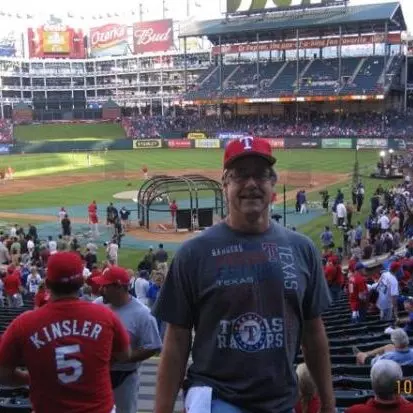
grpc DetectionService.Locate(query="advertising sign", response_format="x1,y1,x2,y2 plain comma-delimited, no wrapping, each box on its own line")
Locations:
390,139,406,151
357,138,388,149
285,138,321,149
265,138,285,149
167,139,192,149
28,24,85,59
188,132,207,140
212,33,401,56
219,133,248,140
0,144,11,155
132,139,162,149
89,24,128,57
133,19,173,54
194,139,221,149
321,138,352,149
227,0,346,13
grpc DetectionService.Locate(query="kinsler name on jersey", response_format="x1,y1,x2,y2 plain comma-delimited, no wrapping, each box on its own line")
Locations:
30,320,103,349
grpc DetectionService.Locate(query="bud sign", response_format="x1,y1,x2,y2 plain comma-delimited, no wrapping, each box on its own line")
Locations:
133,19,173,54
89,24,128,57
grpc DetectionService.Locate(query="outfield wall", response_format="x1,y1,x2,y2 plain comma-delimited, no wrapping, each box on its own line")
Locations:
0,137,409,155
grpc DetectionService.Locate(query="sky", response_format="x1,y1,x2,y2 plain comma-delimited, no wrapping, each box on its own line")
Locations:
0,0,412,32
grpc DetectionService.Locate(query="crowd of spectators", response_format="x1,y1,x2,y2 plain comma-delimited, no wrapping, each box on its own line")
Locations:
0,119,13,143
124,110,413,139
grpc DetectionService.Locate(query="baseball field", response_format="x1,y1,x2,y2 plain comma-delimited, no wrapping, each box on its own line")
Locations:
0,124,394,268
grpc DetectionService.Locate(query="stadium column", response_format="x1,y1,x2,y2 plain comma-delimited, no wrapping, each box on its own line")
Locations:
295,29,300,126
338,25,342,122
184,37,188,92
219,35,223,127
256,32,260,122
382,21,388,133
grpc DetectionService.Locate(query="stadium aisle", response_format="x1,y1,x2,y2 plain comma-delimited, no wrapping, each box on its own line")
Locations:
139,356,184,412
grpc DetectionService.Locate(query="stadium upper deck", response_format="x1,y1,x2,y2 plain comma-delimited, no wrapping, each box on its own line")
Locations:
179,1,407,110
0,1,410,121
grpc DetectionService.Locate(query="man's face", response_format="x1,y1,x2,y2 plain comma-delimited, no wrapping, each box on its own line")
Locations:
224,157,275,220
100,284,120,304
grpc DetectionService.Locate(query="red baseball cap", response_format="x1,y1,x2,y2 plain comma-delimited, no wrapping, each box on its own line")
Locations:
390,261,401,273
93,266,130,287
224,137,276,169
46,252,84,285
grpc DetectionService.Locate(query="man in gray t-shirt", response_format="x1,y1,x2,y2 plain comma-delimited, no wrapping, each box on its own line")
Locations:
153,137,335,413
94,266,162,413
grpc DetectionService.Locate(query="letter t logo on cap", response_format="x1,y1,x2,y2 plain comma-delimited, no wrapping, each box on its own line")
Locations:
240,136,254,150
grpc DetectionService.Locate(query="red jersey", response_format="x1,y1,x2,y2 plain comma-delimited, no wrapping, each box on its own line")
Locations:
0,298,129,413
90,213,98,225
346,397,413,413
4,273,21,296
348,272,368,311
170,203,178,215
87,203,97,214
295,395,320,413
34,290,49,308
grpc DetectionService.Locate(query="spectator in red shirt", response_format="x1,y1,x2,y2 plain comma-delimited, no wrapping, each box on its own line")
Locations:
4,266,22,308
86,264,102,297
346,359,413,413
324,258,343,301
0,251,131,413
295,363,321,413
348,262,368,323
34,282,49,309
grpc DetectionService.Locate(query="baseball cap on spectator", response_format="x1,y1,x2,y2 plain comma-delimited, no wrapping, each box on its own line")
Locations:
46,252,84,285
93,266,130,286
223,137,276,169
355,262,365,271
390,261,401,273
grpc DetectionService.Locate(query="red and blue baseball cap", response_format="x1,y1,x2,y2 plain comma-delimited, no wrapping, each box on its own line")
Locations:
93,266,130,286
46,252,84,285
224,137,276,169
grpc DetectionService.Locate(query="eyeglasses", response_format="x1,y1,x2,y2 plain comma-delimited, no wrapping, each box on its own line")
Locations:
227,170,273,183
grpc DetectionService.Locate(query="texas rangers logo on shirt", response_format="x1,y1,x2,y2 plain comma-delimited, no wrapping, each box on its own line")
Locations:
239,136,254,150
217,312,284,352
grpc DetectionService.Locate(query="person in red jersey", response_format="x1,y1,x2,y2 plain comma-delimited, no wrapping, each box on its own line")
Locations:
87,200,97,225
0,251,131,413
346,359,413,413
169,199,178,225
4,265,23,307
348,262,368,323
34,281,49,309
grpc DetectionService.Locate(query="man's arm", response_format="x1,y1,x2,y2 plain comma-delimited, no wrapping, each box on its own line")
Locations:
301,317,335,412
127,348,159,363
154,324,191,413
0,367,30,387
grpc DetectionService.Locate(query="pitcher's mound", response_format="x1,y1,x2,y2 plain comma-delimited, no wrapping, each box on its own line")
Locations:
113,191,137,202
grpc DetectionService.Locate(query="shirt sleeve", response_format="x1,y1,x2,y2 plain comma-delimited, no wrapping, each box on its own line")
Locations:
152,242,196,328
0,317,23,368
390,276,399,296
302,240,332,320
139,313,162,350
111,313,130,354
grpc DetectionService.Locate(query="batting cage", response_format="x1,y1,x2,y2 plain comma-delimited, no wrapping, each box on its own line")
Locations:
137,175,225,233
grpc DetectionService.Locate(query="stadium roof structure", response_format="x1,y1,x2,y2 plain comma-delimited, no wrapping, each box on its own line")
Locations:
179,2,406,44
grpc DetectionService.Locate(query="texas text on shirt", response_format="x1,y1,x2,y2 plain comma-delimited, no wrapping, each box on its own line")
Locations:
0,299,130,413
153,221,331,413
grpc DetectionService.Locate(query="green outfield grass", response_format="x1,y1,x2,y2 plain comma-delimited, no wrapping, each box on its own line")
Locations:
2,149,380,179
14,123,126,142
0,147,397,265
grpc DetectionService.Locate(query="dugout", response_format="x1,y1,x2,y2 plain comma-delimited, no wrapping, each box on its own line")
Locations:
137,175,224,232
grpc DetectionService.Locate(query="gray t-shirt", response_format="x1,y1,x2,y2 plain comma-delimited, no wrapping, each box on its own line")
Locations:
153,221,331,413
95,296,162,371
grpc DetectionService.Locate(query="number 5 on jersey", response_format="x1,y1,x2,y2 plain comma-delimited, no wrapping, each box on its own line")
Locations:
55,345,83,384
